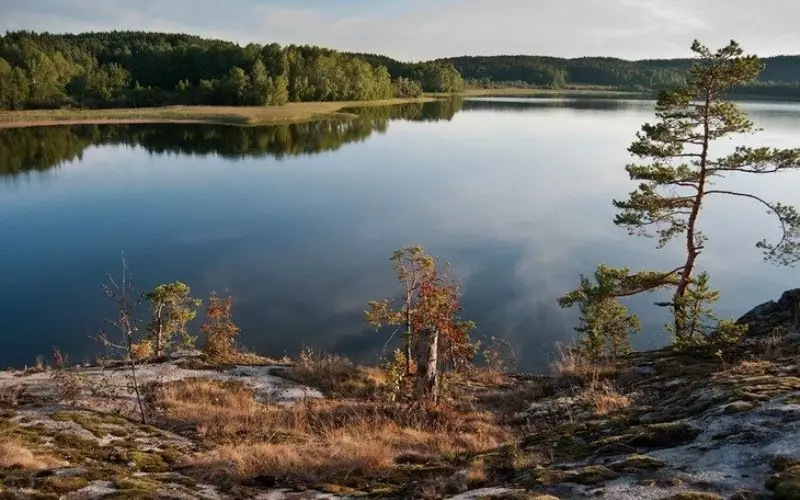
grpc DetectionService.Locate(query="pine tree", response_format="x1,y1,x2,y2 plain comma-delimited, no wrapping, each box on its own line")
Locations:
559,265,641,360
145,282,201,358
612,40,800,342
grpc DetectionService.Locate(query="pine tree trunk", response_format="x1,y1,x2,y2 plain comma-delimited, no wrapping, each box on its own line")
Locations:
674,87,713,341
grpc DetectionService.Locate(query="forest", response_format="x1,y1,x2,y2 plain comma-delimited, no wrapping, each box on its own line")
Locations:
0,31,464,110
440,54,800,96
3,31,800,112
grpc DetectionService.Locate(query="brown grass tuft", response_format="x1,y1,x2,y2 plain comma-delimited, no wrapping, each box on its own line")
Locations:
0,439,67,470
551,345,619,387
130,340,154,361
579,380,631,416
277,350,382,398
159,378,511,486
469,367,508,388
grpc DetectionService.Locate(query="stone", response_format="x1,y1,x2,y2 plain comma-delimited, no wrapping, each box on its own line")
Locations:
738,289,800,337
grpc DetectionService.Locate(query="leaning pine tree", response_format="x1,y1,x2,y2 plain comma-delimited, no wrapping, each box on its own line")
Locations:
563,40,800,348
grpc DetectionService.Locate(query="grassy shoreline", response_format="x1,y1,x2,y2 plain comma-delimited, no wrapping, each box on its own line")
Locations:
0,97,436,129
0,89,647,130
1,90,797,130
0,90,659,130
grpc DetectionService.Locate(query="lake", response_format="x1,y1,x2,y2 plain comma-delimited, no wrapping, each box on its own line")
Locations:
1,98,799,370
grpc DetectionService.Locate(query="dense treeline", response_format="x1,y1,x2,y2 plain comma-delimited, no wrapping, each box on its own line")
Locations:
0,99,463,175
2,30,799,111
347,52,464,94
441,54,800,94
0,31,465,111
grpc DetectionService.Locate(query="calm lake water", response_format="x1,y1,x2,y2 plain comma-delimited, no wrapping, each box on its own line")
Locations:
1,98,799,370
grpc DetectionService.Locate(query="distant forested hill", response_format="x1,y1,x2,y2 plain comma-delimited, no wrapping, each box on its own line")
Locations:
2,30,799,112
0,31,464,110
436,54,800,97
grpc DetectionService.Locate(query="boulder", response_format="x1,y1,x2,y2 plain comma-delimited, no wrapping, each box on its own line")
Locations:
737,289,800,337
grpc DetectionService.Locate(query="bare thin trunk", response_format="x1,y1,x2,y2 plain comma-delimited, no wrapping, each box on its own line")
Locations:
124,318,147,424
119,257,147,424
154,304,164,358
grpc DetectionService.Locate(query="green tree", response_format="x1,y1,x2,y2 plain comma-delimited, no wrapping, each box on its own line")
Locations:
225,66,249,105
248,59,270,105
145,282,201,358
366,246,436,374
612,40,800,342
668,272,748,348
7,67,30,109
558,265,641,360
392,77,423,98
27,54,64,107
272,74,289,105
0,31,448,109
201,294,241,360
366,246,474,404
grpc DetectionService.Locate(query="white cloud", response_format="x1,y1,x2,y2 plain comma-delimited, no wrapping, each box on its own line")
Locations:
1,0,799,59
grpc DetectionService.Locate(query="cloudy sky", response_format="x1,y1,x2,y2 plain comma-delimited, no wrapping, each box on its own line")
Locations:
2,0,798,61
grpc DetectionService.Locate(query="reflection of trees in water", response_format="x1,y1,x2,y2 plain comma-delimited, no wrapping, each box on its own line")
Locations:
463,97,651,113
0,100,465,176
0,126,94,176
346,97,464,122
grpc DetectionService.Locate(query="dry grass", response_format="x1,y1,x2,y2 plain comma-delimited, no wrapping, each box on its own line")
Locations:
725,359,777,376
158,378,511,487
477,379,555,418
579,380,631,416
465,457,489,488
276,351,385,398
0,98,434,129
469,368,509,388
0,439,66,470
550,346,619,387
130,341,154,361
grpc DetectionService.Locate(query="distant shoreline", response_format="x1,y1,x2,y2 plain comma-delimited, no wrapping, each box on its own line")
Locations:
2,90,796,130
458,88,650,98
0,90,646,130
0,98,436,130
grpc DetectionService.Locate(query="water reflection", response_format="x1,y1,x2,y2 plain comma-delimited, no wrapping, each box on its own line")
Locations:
0,97,798,370
0,99,464,176
463,97,653,112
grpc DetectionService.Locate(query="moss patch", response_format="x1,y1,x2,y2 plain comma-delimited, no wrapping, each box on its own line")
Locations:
527,468,571,485
664,492,722,500
40,476,89,494
609,454,669,472
596,422,700,451
113,477,161,492
51,411,129,438
571,465,619,485
129,451,169,473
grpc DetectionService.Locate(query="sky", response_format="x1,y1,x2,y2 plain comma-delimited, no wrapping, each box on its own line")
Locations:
2,0,799,61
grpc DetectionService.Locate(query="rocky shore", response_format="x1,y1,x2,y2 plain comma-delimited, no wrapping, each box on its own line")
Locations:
1,290,798,500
